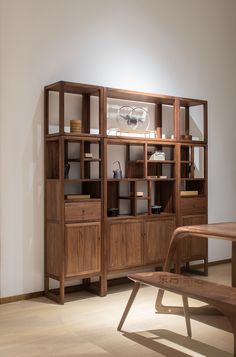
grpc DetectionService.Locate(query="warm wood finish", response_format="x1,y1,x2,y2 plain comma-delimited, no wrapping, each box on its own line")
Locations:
233,242,236,287
180,197,207,215
65,222,101,276
143,218,175,265
65,201,101,222
178,214,208,274
46,181,60,221
46,222,61,276
107,221,142,270
45,81,208,302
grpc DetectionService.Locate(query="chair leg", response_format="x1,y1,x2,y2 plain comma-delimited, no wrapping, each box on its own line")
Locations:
182,295,192,337
117,282,140,331
228,315,236,357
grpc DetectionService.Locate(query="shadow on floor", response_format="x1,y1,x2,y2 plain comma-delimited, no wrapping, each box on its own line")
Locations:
122,329,233,357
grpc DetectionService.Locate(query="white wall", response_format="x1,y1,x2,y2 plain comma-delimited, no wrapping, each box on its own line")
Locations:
0,0,236,298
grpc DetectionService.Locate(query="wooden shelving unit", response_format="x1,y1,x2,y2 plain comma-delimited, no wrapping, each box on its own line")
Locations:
44,81,208,303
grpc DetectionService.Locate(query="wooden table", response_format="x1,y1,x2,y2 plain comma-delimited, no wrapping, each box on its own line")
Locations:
163,222,236,286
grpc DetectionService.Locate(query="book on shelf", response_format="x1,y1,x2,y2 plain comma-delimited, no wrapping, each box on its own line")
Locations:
66,194,91,200
180,190,198,197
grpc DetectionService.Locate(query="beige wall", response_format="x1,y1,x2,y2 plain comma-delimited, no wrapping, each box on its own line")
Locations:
0,0,236,297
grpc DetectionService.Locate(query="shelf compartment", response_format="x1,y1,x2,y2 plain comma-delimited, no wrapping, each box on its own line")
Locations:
64,140,101,180
106,92,175,140
180,179,206,196
150,180,175,214
179,100,207,142
45,81,102,135
64,181,101,199
107,142,145,179
180,145,205,179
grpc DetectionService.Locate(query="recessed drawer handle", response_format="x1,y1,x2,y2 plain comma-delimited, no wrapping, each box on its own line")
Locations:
82,209,85,214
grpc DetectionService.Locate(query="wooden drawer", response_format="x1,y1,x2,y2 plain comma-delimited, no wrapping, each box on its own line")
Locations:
65,201,101,222
180,197,207,215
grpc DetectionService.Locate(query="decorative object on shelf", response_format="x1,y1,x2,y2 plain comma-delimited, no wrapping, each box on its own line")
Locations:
113,161,123,179
85,153,93,158
107,208,119,217
136,192,143,197
159,175,168,179
117,106,150,131
161,134,166,139
151,205,162,214
148,151,165,161
180,190,198,197
66,194,91,199
180,134,192,140
70,119,81,133
64,162,70,179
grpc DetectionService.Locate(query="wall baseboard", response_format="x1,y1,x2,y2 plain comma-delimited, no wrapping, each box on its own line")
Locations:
0,291,43,305
0,258,232,305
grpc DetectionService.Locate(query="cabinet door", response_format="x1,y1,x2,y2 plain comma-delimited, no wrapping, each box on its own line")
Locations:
108,221,142,270
143,218,175,265
65,222,101,277
179,214,207,260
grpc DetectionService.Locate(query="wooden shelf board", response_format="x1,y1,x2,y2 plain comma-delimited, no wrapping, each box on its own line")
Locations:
64,198,101,203
107,87,175,105
64,179,101,183
106,136,176,145
181,178,205,181
67,158,101,162
147,178,175,181
107,178,146,182
147,160,175,164
118,196,150,200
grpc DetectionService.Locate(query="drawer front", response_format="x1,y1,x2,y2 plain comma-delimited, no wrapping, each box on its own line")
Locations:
180,197,207,215
65,201,101,222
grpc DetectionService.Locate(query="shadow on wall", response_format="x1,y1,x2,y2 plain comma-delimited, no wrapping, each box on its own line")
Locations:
22,91,44,293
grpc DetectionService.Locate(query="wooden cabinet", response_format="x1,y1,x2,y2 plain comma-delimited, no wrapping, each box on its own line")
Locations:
44,81,208,303
143,218,175,265
179,214,207,262
107,221,142,270
65,222,101,277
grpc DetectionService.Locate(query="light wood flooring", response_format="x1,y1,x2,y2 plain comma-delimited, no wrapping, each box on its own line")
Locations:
0,264,233,356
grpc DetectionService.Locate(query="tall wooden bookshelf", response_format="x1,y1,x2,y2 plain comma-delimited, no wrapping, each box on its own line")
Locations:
44,81,208,303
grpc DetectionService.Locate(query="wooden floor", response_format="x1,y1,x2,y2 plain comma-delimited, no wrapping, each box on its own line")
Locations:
0,264,233,356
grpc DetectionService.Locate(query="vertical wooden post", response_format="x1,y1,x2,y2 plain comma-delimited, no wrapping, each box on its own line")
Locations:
174,98,180,140
101,138,108,296
44,89,49,135
100,88,106,136
185,106,190,136
155,103,162,138
59,137,65,304
190,146,195,178
203,102,208,143
82,94,90,134
59,83,65,134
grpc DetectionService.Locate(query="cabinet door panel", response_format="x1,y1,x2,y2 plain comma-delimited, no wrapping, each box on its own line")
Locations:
65,222,101,277
143,218,175,265
108,221,142,270
179,214,207,259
